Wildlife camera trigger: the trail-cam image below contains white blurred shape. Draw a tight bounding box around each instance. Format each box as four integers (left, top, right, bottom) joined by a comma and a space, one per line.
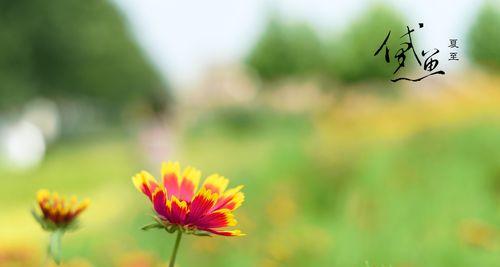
22, 98, 60, 143
2, 121, 46, 170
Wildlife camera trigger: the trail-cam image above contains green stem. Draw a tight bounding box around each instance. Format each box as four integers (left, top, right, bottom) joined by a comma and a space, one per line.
49, 230, 63, 265
168, 230, 183, 267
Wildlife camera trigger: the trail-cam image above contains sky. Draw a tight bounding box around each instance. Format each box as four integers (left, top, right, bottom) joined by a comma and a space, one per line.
112, 0, 484, 88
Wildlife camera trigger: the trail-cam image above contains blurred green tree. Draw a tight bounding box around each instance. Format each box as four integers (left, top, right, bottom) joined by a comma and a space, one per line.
246, 15, 324, 82
468, 1, 500, 72
325, 5, 409, 83
0, 0, 169, 111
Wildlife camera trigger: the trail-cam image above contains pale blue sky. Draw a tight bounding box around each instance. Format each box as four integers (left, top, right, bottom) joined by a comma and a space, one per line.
113, 0, 485, 87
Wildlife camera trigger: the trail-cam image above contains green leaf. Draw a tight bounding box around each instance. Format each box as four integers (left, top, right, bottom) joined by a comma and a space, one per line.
32, 209, 56, 231
31, 209, 45, 227
192, 231, 212, 237
141, 222, 164, 231
165, 225, 177, 233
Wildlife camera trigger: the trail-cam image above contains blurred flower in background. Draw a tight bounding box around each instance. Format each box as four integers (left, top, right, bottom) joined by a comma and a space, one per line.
32, 190, 90, 264
34, 189, 90, 230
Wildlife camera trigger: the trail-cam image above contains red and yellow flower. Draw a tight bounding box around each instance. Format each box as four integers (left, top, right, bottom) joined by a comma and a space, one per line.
133, 161, 245, 236
33, 189, 90, 231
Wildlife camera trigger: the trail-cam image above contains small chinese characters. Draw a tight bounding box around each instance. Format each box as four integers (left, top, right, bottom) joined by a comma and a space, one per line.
448, 39, 459, 61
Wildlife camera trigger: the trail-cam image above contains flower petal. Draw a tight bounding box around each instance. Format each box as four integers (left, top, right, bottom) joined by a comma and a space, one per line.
168, 196, 188, 224
195, 209, 236, 229
132, 171, 159, 200
202, 174, 229, 195
179, 166, 200, 201
211, 185, 244, 212
187, 187, 218, 224
203, 229, 245, 236
152, 189, 169, 219
37, 189, 50, 203
162, 162, 181, 199
72, 198, 90, 217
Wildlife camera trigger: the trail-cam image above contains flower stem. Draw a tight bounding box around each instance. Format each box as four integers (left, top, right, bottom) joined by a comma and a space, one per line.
169, 230, 183, 267
49, 230, 63, 265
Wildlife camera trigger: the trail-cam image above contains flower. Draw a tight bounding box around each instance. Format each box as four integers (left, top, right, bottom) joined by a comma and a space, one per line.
33, 189, 90, 231
32, 190, 90, 265
133, 161, 245, 237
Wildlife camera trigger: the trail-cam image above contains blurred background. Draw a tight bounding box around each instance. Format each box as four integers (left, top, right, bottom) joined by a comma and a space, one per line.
0, 0, 499, 266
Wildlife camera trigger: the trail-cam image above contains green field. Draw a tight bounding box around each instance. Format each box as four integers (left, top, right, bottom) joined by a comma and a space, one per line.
1, 107, 499, 266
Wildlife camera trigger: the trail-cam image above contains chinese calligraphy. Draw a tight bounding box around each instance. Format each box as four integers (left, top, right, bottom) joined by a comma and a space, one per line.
374, 23, 445, 82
